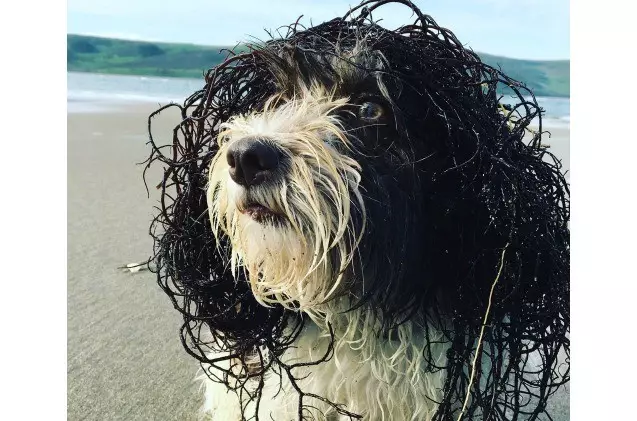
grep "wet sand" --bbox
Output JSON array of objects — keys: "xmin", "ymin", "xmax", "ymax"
[{"xmin": 67, "ymin": 102, "xmax": 570, "ymax": 420}]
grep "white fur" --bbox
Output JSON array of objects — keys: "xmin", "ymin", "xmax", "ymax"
[
  {"xmin": 207, "ymin": 86, "xmax": 366, "ymax": 315},
  {"xmin": 198, "ymin": 303, "xmax": 449, "ymax": 420}
]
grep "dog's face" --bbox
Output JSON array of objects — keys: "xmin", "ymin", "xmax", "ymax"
[{"xmin": 207, "ymin": 47, "xmax": 431, "ymax": 315}]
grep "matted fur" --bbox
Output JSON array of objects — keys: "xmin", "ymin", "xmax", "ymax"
[
  {"xmin": 208, "ymin": 86, "xmax": 366, "ymax": 315},
  {"xmin": 144, "ymin": 1, "xmax": 570, "ymax": 420},
  {"xmin": 198, "ymin": 305, "xmax": 449, "ymax": 420}
]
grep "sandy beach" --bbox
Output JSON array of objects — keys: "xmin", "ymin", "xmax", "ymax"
[
  {"xmin": 68, "ymin": 103, "xmax": 202, "ymax": 420},
  {"xmin": 68, "ymin": 101, "xmax": 570, "ymax": 420}
]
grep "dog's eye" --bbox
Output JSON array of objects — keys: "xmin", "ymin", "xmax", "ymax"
[{"xmin": 358, "ymin": 102, "xmax": 384, "ymax": 122}]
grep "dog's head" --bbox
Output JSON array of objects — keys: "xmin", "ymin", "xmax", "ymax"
[
  {"xmin": 206, "ymin": 43, "xmax": 442, "ymax": 316},
  {"xmin": 203, "ymin": 29, "xmax": 551, "ymax": 323},
  {"xmin": 147, "ymin": 1, "xmax": 569, "ymax": 419}
]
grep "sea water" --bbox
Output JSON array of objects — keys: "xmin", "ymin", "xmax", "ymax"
[
  {"xmin": 67, "ymin": 72, "xmax": 204, "ymax": 113},
  {"xmin": 67, "ymin": 72, "xmax": 570, "ymax": 127}
]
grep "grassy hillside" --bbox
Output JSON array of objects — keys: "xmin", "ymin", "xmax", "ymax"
[
  {"xmin": 479, "ymin": 53, "xmax": 569, "ymax": 98},
  {"xmin": 67, "ymin": 34, "xmax": 569, "ymax": 97}
]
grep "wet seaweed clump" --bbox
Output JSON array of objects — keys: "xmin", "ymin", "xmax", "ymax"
[{"xmin": 143, "ymin": 1, "xmax": 569, "ymax": 419}]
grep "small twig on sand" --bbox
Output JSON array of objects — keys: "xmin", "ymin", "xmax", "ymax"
[{"xmin": 118, "ymin": 261, "xmax": 155, "ymax": 273}]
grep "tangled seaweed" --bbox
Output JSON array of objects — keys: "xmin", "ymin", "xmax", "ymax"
[{"xmin": 143, "ymin": 1, "xmax": 570, "ymax": 419}]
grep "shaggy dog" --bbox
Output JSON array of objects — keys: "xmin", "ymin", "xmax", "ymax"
[{"xmin": 145, "ymin": 1, "xmax": 570, "ymax": 420}]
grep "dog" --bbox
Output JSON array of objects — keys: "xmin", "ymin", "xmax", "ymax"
[{"xmin": 145, "ymin": 1, "xmax": 570, "ymax": 420}]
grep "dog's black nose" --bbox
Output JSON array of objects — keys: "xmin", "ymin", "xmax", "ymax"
[{"xmin": 226, "ymin": 137, "xmax": 281, "ymax": 187}]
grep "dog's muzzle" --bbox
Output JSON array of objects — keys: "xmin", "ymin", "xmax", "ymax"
[
  {"xmin": 226, "ymin": 136, "xmax": 281, "ymax": 187},
  {"xmin": 225, "ymin": 136, "xmax": 285, "ymax": 224}
]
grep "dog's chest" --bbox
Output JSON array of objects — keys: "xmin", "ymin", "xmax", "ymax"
[{"xmin": 200, "ymin": 319, "xmax": 448, "ymax": 420}]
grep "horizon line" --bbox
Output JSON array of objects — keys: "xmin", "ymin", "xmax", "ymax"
[{"xmin": 67, "ymin": 32, "xmax": 571, "ymax": 63}]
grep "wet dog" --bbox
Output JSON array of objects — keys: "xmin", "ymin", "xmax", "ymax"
[{"xmin": 146, "ymin": 1, "xmax": 570, "ymax": 419}]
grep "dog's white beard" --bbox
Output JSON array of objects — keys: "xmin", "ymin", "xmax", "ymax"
[
  {"xmin": 226, "ymin": 212, "xmax": 332, "ymax": 311},
  {"xmin": 206, "ymin": 88, "xmax": 366, "ymax": 316}
]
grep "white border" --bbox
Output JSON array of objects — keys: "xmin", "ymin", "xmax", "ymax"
[
  {"xmin": 572, "ymin": 1, "xmax": 637, "ymax": 419},
  {"xmin": 0, "ymin": 0, "xmax": 66, "ymax": 419}
]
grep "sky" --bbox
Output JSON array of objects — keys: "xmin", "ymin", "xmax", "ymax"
[{"xmin": 67, "ymin": 0, "xmax": 569, "ymax": 60}]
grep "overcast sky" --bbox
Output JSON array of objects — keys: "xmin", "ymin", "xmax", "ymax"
[{"xmin": 67, "ymin": 0, "xmax": 569, "ymax": 60}]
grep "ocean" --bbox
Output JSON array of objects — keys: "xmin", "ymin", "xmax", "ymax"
[{"xmin": 67, "ymin": 72, "xmax": 570, "ymax": 126}]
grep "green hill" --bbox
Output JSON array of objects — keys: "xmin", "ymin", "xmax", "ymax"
[
  {"xmin": 478, "ymin": 53, "xmax": 569, "ymax": 98},
  {"xmin": 67, "ymin": 34, "xmax": 569, "ymax": 97}
]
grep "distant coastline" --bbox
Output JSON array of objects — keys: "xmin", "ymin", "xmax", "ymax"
[
  {"xmin": 67, "ymin": 34, "xmax": 570, "ymax": 98},
  {"xmin": 67, "ymin": 72, "xmax": 569, "ymax": 129},
  {"xmin": 68, "ymin": 67, "xmax": 204, "ymax": 79}
]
